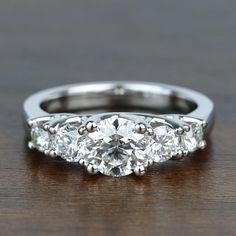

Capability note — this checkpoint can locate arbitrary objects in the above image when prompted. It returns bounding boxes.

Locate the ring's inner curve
[41,84,197,115]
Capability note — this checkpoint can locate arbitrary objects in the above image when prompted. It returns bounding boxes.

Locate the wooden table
[0,1,235,235]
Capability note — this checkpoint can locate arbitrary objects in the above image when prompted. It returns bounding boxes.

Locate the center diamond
[77,115,154,177]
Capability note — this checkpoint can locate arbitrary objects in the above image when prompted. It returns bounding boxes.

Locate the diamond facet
[77,115,155,177]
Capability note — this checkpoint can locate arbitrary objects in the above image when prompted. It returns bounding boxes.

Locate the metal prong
[183,125,190,132]
[87,163,98,175]
[148,159,154,167]
[183,150,189,157]
[27,120,34,128]
[43,124,49,131]
[201,120,208,129]
[49,126,58,134]
[134,166,146,176]
[176,150,183,159]
[135,123,147,134]
[28,141,35,150]
[86,121,97,133]
[147,127,154,136]
[49,150,57,158]
[78,126,86,135]
[43,122,59,134]
[176,127,184,135]
[79,159,85,166]
[171,150,184,160]
[44,149,50,156]
[199,140,207,149]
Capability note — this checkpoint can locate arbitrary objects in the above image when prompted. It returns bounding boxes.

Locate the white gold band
[24,82,215,177]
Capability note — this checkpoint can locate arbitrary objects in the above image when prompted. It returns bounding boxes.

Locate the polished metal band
[24,82,215,177]
[24,81,214,133]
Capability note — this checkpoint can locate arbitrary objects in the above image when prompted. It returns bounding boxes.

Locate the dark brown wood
[0,1,235,235]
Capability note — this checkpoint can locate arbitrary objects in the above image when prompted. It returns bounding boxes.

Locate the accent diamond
[52,125,80,162]
[31,123,49,151]
[151,125,179,162]
[183,122,204,152]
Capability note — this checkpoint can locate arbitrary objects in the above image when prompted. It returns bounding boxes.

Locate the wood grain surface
[0,1,235,235]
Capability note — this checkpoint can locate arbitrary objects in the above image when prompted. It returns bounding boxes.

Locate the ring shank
[24,82,215,134]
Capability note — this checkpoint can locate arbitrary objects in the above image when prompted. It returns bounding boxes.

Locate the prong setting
[48,126,58,134]
[199,140,207,149]
[28,141,35,150]
[135,123,147,134]
[27,119,34,128]
[201,120,208,128]
[176,127,184,135]
[147,127,154,136]
[49,150,57,158]
[183,125,190,132]
[134,166,146,176]
[44,149,50,156]
[85,121,97,133]
[148,159,154,167]
[177,150,184,158]
[183,150,189,157]
[87,163,98,175]
[78,126,87,135]
[79,159,85,166]
[27,113,208,177]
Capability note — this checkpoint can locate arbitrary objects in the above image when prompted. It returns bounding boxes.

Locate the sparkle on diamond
[77,115,155,177]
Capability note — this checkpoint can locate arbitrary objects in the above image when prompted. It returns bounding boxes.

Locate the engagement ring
[24,82,214,177]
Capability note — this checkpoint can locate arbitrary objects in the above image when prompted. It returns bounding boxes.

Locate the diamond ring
[24,82,214,177]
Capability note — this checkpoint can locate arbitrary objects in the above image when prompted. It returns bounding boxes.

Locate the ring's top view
[24,81,214,177]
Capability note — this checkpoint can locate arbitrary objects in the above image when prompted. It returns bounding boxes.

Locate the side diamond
[182,122,204,152]
[31,123,50,151]
[51,125,80,162]
[151,125,180,162]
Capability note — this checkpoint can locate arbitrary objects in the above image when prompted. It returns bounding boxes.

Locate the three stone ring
[24,82,214,177]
